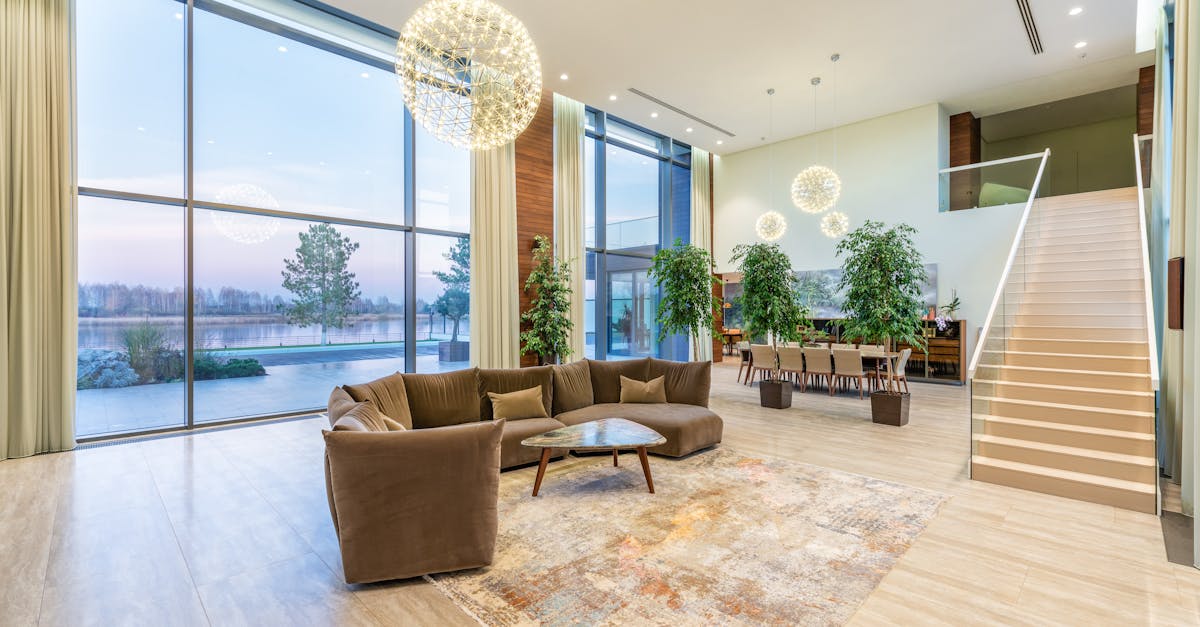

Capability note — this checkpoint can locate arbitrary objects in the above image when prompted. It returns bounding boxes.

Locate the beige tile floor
[1,361,1197,626]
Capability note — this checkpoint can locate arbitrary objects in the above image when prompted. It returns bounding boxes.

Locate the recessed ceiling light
[685,127,693,133]
[559,73,568,80]
[173,12,183,19]
[136,126,145,132]
[609,94,617,101]
[360,72,370,78]
[1074,40,1088,48]
[1068,6,1083,15]
[277,46,288,52]
[716,140,724,145]
[650,112,658,118]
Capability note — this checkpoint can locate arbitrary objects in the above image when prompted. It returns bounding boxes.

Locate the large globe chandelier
[791,165,841,214]
[212,184,280,245]
[755,211,787,241]
[396,0,542,151]
[820,211,849,239]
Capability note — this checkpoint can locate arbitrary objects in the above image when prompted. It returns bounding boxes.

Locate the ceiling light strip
[626,88,737,137]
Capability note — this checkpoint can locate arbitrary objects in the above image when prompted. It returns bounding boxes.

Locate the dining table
[721,331,745,355]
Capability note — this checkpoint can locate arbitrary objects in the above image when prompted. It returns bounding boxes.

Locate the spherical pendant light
[820,211,849,239]
[212,184,280,244]
[755,211,787,241]
[396,0,542,151]
[791,165,841,214]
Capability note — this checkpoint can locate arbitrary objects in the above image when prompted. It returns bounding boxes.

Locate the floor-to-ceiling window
[582,110,691,360]
[75,0,469,437]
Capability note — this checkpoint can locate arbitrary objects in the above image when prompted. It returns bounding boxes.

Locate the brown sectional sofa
[322,357,722,584]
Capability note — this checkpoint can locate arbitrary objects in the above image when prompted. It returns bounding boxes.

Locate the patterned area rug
[429,448,946,626]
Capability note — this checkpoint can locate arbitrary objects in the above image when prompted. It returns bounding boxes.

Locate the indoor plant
[649,238,722,362]
[836,220,927,425]
[520,235,574,365]
[730,242,810,409]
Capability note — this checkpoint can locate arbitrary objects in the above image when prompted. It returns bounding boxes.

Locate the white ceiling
[327,0,1152,155]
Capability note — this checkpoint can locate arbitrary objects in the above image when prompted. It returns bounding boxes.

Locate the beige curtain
[1,0,76,460]
[469,143,521,369]
[690,148,713,363]
[553,93,586,362]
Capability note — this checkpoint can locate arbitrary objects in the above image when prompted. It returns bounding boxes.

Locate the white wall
[713,103,1025,362]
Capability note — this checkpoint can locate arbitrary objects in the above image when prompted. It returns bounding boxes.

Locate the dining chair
[832,349,868,399]
[879,348,912,393]
[737,345,752,383]
[858,344,884,353]
[832,343,856,350]
[801,346,833,394]
[748,344,777,385]
[777,346,805,390]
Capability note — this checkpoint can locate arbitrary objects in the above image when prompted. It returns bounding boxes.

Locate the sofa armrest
[323,419,504,584]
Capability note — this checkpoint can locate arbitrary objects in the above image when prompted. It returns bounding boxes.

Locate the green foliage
[795,271,837,310]
[193,353,266,380]
[730,242,811,378]
[121,322,183,383]
[433,237,470,343]
[835,220,928,365]
[520,235,574,364]
[940,294,961,320]
[649,238,722,361]
[280,224,362,345]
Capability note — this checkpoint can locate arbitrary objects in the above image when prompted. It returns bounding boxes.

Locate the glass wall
[75,0,468,437]
[583,111,692,360]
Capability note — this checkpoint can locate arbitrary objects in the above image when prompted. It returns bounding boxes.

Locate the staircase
[970,188,1158,514]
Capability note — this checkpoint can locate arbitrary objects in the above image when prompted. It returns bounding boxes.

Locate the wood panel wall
[1137,65,1155,137]
[514,90,556,367]
[948,112,981,211]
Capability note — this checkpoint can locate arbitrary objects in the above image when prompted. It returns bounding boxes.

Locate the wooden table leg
[636,446,655,494]
[531,448,551,497]
[613,448,619,466]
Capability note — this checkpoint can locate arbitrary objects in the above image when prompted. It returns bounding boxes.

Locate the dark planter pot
[870,391,910,426]
[759,379,793,409]
[438,341,469,362]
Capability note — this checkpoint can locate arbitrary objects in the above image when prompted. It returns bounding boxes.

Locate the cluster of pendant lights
[755,54,849,242]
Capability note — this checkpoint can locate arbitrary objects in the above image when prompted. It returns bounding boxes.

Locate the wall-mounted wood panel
[514,90,556,367]
[1168,257,1184,330]
[1137,65,1155,137]
[948,112,981,211]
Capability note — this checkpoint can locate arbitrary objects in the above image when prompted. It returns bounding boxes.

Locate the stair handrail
[964,148,1052,380]
[1132,133,1160,391]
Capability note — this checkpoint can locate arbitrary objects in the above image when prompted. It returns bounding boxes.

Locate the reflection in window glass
[192,211,404,422]
[607,119,662,153]
[584,252,597,359]
[606,255,657,360]
[77,197,186,436]
[193,9,404,222]
[605,145,660,252]
[415,124,470,232]
[76,0,185,197]
[416,234,471,372]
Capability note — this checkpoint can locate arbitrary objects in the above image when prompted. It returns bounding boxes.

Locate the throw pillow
[487,386,550,420]
[333,401,389,432]
[619,375,667,403]
[380,414,407,431]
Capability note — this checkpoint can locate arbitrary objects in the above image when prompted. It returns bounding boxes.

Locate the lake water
[78,315,471,350]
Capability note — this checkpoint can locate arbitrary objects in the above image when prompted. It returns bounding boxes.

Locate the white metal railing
[1133,133,1160,390]
[964,149,1052,380]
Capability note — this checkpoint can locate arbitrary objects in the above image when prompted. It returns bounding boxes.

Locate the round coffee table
[520,418,666,496]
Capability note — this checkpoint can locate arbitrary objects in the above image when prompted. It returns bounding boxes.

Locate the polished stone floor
[3,362,1199,625]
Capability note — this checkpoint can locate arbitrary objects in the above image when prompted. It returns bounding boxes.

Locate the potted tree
[649,238,722,362]
[520,235,574,365]
[835,221,928,426]
[730,242,810,409]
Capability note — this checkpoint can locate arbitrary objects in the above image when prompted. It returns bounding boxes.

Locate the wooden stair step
[978,414,1155,456]
[1008,326,1148,341]
[985,349,1150,373]
[973,378,1154,412]
[973,434,1156,483]
[977,364,1151,391]
[971,455,1156,513]
[972,395,1154,431]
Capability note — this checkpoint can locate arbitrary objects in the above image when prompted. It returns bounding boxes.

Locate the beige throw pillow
[380,414,407,431]
[619,375,667,403]
[487,385,549,420]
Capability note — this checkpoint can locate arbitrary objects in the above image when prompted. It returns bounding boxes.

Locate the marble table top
[521,418,666,450]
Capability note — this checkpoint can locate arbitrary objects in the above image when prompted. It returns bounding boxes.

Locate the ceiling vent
[626,88,736,137]
[1015,0,1044,54]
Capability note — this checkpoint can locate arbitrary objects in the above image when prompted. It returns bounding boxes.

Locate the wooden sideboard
[810,318,967,385]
